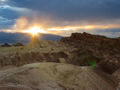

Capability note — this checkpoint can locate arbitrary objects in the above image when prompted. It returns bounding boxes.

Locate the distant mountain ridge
[0,32,62,44]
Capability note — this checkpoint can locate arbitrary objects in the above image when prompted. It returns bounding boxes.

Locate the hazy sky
[0,0,120,37]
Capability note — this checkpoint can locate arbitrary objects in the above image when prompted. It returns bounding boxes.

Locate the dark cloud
[0,8,19,19]
[7,0,120,23]
[0,7,19,29]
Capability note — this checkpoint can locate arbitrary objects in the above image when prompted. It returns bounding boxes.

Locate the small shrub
[1,43,11,47]
[12,42,24,47]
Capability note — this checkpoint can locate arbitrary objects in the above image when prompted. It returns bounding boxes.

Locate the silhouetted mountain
[0,32,62,44]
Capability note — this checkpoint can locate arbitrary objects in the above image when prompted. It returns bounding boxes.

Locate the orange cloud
[1,16,120,36]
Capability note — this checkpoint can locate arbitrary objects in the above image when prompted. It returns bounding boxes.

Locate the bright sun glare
[25,26,46,36]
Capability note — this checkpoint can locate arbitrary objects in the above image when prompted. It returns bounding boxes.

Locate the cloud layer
[0,0,120,37]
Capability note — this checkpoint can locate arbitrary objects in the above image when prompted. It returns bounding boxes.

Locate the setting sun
[24,26,46,36]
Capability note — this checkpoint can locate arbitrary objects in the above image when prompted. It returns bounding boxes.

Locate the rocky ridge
[61,32,120,74]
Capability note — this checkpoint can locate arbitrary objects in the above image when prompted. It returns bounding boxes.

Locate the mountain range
[0,32,62,44]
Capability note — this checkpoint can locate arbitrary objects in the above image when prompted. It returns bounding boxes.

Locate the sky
[0,0,120,37]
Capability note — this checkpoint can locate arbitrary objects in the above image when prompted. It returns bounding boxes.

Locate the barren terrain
[0,32,120,90]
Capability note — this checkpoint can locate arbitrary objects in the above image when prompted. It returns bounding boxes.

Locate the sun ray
[23,26,46,36]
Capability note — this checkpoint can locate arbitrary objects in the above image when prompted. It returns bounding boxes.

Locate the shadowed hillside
[61,32,120,74]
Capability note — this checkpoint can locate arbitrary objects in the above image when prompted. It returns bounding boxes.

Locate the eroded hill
[61,32,120,74]
[0,63,117,90]
[0,32,120,74]
[0,32,120,90]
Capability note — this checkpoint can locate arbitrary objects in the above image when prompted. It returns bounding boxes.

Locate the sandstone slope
[0,63,117,90]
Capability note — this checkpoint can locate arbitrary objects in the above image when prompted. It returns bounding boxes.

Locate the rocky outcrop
[12,42,24,47]
[0,63,117,90]
[61,32,120,45]
[0,51,69,66]
[61,32,120,74]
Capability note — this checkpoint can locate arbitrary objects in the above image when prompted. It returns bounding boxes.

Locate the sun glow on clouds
[23,26,46,36]
[1,17,120,36]
[0,0,7,2]
[48,25,120,31]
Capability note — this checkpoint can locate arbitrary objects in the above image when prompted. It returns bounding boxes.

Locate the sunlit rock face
[0,63,117,90]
